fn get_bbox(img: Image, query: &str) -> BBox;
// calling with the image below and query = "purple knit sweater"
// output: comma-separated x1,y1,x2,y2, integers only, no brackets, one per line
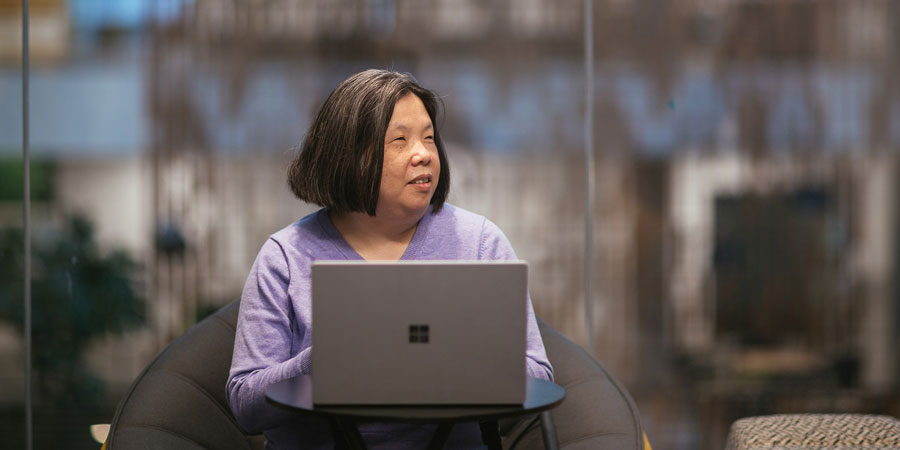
227,204,553,449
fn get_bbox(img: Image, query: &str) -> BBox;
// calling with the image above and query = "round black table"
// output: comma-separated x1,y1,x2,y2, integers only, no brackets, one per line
266,375,566,450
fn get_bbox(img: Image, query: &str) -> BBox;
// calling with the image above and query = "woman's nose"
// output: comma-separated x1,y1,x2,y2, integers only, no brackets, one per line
410,141,431,165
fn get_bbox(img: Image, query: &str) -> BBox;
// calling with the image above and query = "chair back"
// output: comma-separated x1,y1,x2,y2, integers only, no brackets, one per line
502,320,646,450
107,300,264,450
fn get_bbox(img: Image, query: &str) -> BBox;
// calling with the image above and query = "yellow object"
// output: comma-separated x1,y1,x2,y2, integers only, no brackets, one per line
643,432,652,450
90,424,110,448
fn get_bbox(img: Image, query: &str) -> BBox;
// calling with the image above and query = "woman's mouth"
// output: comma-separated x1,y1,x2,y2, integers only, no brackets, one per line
409,175,432,185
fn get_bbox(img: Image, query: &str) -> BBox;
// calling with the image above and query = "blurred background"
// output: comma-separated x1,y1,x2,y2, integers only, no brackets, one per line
1,0,899,449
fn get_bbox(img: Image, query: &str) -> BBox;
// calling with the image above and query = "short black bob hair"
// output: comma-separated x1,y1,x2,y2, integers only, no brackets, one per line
287,69,450,216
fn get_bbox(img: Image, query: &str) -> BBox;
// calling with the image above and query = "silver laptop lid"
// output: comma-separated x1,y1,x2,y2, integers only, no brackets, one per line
311,260,527,405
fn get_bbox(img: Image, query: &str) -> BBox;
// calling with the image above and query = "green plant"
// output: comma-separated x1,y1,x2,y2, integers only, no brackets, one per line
0,215,145,407
0,157,56,202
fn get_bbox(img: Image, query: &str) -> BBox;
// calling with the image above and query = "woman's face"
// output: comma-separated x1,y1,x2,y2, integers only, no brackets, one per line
377,93,440,219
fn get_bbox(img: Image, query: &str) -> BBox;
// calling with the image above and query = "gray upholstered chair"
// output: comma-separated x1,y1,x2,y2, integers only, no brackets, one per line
107,300,264,450
107,300,647,450
502,321,647,450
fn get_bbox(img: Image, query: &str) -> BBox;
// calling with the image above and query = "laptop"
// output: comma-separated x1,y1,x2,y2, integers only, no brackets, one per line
311,260,527,406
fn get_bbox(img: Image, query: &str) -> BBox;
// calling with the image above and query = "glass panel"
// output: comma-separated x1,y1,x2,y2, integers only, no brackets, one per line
14,0,590,448
594,1,900,449
20,1,899,449
20,0,156,448
0,0,26,447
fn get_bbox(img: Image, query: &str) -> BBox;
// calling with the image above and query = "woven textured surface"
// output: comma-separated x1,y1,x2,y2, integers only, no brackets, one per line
725,414,900,450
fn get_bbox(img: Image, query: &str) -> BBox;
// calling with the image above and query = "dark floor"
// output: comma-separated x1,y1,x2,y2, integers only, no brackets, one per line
0,406,114,450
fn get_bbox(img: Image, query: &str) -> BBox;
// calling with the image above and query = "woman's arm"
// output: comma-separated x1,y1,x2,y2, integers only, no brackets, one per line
479,219,554,381
226,238,311,434
524,296,553,381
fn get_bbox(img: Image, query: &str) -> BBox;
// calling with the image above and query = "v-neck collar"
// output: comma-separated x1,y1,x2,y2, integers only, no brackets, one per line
316,207,433,261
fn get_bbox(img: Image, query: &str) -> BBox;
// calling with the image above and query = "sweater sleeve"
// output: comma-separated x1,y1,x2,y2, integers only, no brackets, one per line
226,238,312,434
478,219,554,382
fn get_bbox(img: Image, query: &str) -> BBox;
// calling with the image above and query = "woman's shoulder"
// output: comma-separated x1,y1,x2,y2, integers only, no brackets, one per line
270,208,319,238
430,203,485,228
431,203,508,237
268,209,338,256
427,203,506,250
432,204,517,260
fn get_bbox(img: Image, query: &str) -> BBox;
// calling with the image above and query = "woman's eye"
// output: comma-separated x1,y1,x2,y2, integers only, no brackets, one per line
425,136,434,141
392,137,406,143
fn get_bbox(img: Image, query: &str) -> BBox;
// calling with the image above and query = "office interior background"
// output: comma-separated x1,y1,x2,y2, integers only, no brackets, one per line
1,0,899,449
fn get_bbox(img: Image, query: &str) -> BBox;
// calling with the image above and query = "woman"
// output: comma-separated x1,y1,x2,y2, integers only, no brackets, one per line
227,69,553,449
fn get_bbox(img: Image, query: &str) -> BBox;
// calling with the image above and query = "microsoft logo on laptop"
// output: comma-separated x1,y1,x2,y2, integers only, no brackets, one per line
408,324,429,343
